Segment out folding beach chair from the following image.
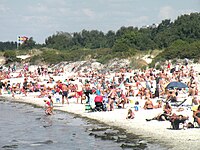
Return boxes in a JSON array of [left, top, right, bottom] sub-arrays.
[[170, 99, 187, 107], [176, 99, 188, 107]]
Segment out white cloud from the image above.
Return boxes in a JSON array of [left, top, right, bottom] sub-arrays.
[[82, 8, 95, 18], [27, 1, 71, 18], [127, 16, 149, 27], [137, 16, 149, 22], [159, 6, 174, 20], [179, 9, 198, 15], [43, 0, 67, 7], [21, 15, 52, 27], [0, 4, 9, 14], [58, 7, 70, 14], [28, 3, 48, 13]]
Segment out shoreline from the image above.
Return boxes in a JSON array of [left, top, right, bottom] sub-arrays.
[[2, 94, 199, 150]]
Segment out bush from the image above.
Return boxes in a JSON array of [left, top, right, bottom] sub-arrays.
[[3, 50, 20, 63], [155, 64, 161, 70], [97, 54, 113, 64]]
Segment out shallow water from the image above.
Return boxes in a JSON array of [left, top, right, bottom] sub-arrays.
[[0, 98, 168, 150]]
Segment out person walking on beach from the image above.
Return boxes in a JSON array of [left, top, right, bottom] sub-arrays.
[[75, 79, 83, 103], [62, 83, 69, 104], [84, 82, 92, 104], [22, 78, 28, 96], [184, 58, 189, 69], [107, 86, 117, 111]]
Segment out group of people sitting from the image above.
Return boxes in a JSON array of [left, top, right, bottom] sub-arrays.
[[144, 101, 200, 130]]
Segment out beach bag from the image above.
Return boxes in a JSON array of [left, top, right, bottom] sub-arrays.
[[85, 104, 91, 111], [134, 105, 139, 111]]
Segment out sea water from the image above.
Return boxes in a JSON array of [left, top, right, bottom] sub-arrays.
[[0, 98, 168, 150]]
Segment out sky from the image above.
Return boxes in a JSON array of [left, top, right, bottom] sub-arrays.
[[0, 0, 199, 44]]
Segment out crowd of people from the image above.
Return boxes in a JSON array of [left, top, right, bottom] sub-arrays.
[[0, 61, 200, 129]]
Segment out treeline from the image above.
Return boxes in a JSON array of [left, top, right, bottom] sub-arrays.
[[0, 41, 17, 50], [1, 12, 200, 65], [44, 13, 200, 51]]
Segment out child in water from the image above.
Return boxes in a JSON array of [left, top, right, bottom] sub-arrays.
[[126, 109, 135, 119], [44, 96, 53, 115]]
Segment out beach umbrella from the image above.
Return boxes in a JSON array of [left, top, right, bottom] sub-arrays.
[[166, 81, 188, 90]]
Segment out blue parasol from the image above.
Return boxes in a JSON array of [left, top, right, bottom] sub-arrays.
[[166, 81, 188, 90]]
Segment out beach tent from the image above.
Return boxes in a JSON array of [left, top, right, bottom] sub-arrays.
[[166, 81, 188, 90]]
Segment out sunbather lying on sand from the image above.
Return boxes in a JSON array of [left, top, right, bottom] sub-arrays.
[[146, 113, 170, 121]]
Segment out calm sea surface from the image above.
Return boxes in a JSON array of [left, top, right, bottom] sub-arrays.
[[0, 98, 168, 150]]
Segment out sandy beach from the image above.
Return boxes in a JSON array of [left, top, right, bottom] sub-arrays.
[[0, 62, 200, 150], [1, 92, 199, 150]]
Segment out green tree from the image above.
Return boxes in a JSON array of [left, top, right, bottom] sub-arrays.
[[0, 41, 17, 50], [112, 40, 129, 52], [45, 31, 73, 50], [105, 30, 116, 48]]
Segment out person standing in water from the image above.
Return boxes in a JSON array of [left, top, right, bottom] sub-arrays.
[[44, 95, 54, 115], [44, 99, 52, 115], [48, 95, 54, 112]]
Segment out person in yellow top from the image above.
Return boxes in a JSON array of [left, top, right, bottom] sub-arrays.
[[193, 105, 200, 126]]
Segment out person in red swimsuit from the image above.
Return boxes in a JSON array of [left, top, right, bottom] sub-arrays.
[[44, 99, 52, 115]]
